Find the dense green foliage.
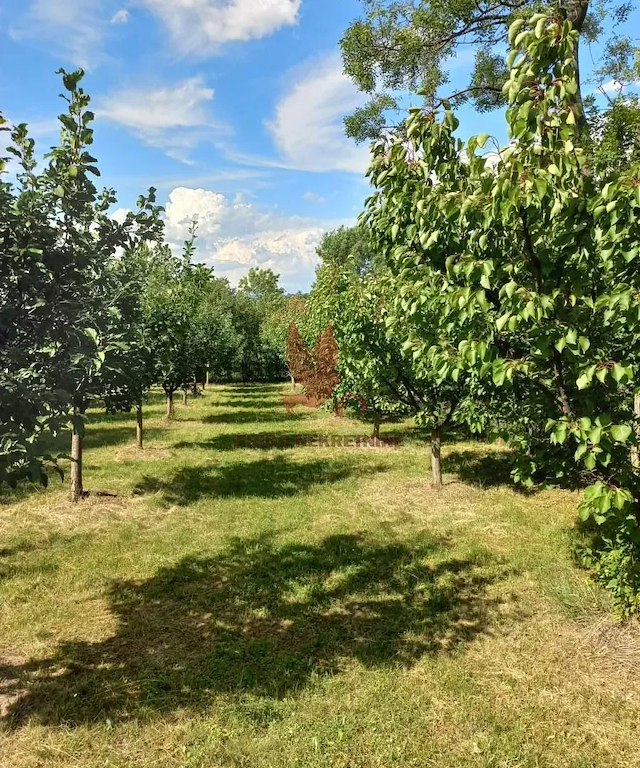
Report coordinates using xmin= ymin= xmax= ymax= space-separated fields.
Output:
xmin=352 ymin=12 xmax=640 ymax=612
xmin=341 ymin=0 xmax=635 ymax=141
xmin=0 ymin=71 xmax=154 ymax=490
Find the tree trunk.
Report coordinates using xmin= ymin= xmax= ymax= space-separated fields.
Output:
xmin=136 ymin=400 xmax=143 ymax=450
xmin=70 ymin=423 xmax=83 ymax=502
xmin=632 ymin=392 xmax=640 ymax=470
xmin=372 ymin=415 xmax=381 ymax=440
xmin=183 ymin=388 xmax=188 ymax=406
xmin=565 ymin=1 xmax=589 ymax=128
xmin=166 ymin=391 xmax=174 ymax=420
xmin=290 ymin=373 xmax=296 ymax=390
xmin=431 ymin=428 xmax=443 ymax=488
xmin=205 ymin=368 xmax=210 ymax=388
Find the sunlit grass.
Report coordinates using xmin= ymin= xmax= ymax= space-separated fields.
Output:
xmin=1 ymin=384 xmax=639 ymax=767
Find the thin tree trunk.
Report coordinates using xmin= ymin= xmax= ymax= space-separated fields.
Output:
xmin=565 ymin=0 xmax=589 ymax=129
xmin=205 ymin=368 xmax=210 ymax=388
xmin=166 ymin=391 xmax=174 ymax=420
xmin=431 ymin=428 xmax=443 ymax=488
xmin=632 ymin=392 xmax=640 ymax=470
xmin=290 ymin=373 xmax=296 ymax=390
xmin=183 ymin=388 xmax=188 ymax=406
xmin=552 ymin=350 xmax=573 ymax=418
xmin=372 ymin=415 xmax=381 ymax=440
xmin=136 ymin=400 xmax=143 ymax=449
xmin=70 ymin=421 xmax=83 ymax=502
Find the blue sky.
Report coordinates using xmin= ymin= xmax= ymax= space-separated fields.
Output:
xmin=1 ymin=1 xmax=638 ymax=291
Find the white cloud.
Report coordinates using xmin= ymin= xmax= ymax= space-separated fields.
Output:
xmin=11 ymin=0 xmax=104 ymax=68
xmin=601 ymin=79 xmax=624 ymax=95
xmin=141 ymin=0 xmax=300 ymax=55
xmin=163 ymin=186 xmax=341 ymax=291
xmin=12 ymin=0 xmax=298 ymax=65
xmin=597 ymin=79 xmax=640 ymax=96
xmin=99 ymin=77 xmax=227 ymax=162
xmin=265 ymin=54 xmax=371 ymax=174
xmin=111 ymin=8 xmax=130 ymax=24
xmin=303 ymin=192 xmax=326 ymax=204
xmin=110 ymin=207 xmax=130 ymax=224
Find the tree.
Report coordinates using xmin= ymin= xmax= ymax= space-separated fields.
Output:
xmin=194 ymin=275 xmax=240 ymax=387
xmin=586 ymin=95 xmax=640 ymax=177
xmin=109 ymin=223 xmax=163 ymax=450
xmin=306 ymin=226 xmax=379 ymax=340
xmin=286 ymin=322 xmax=313 ymax=388
xmin=304 ymin=325 xmax=342 ymax=407
xmin=142 ymin=243 xmax=196 ymax=419
xmin=238 ymin=267 xmax=285 ymax=307
xmin=364 ymin=12 xmax=640 ymax=609
xmin=0 ymin=70 xmax=151 ymax=499
xmin=341 ymin=0 xmax=635 ymax=141
xmin=261 ymin=295 xmax=309 ymax=388
xmin=234 ymin=268 xmax=288 ymax=382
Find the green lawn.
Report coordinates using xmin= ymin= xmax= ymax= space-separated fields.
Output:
xmin=1 ymin=385 xmax=639 ymax=767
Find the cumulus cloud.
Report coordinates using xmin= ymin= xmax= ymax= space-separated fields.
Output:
xmin=163 ymin=186 xmax=335 ymax=291
xmin=99 ymin=77 xmax=227 ymax=162
xmin=111 ymin=8 xmax=130 ymax=24
xmin=265 ymin=54 xmax=371 ymax=174
xmin=141 ymin=0 xmax=300 ymax=55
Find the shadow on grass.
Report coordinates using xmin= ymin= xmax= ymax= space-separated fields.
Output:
xmin=203 ymin=410 xmax=307 ymax=425
xmin=173 ymin=432 xmax=304 ymax=451
xmin=445 ymin=448 xmax=521 ymax=489
xmin=132 ymin=455 xmax=386 ymax=504
xmin=217 ymin=396 xmax=288 ymax=410
xmin=2 ymin=532 xmax=511 ymax=727
xmin=173 ymin=432 xmax=404 ymax=452
xmin=220 ymin=384 xmax=284 ymax=392
xmin=84 ymin=425 xmax=169 ymax=450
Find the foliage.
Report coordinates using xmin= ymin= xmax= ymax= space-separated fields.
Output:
xmin=305 ymin=225 xmax=379 ymax=341
xmin=304 ymin=325 xmax=341 ymax=405
xmin=340 ymin=0 xmax=635 ymax=141
xmin=576 ymin=514 xmax=640 ymax=616
xmin=104 ymin=199 xmax=166 ymax=417
xmin=234 ymin=267 xmax=289 ymax=381
xmin=263 ymin=295 xmax=307 ymax=377
xmin=286 ymin=323 xmax=313 ymax=385
xmin=141 ymin=244 xmax=196 ymax=410
xmin=364 ymin=12 xmax=640 ymax=609
xmin=0 ymin=70 xmax=152 ymax=486
xmin=587 ymin=95 xmax=640 ymax=177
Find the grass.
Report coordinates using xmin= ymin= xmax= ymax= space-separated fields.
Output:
xmin=1 ymin=384 xmax=639 ymax=767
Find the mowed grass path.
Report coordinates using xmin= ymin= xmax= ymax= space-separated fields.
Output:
xmin=1 ymin=385 xmax=639 ymax=767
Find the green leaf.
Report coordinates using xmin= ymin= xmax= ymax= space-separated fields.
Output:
xmin=610 ymin=424 xmax=632 ymax=443
xmin=576 ymin=374 xmax=590 ymax=390
xmin=612 ymin=363 xmax=626 ymax=383
xmin=534 ymin=178 xmax=547 ymax=198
